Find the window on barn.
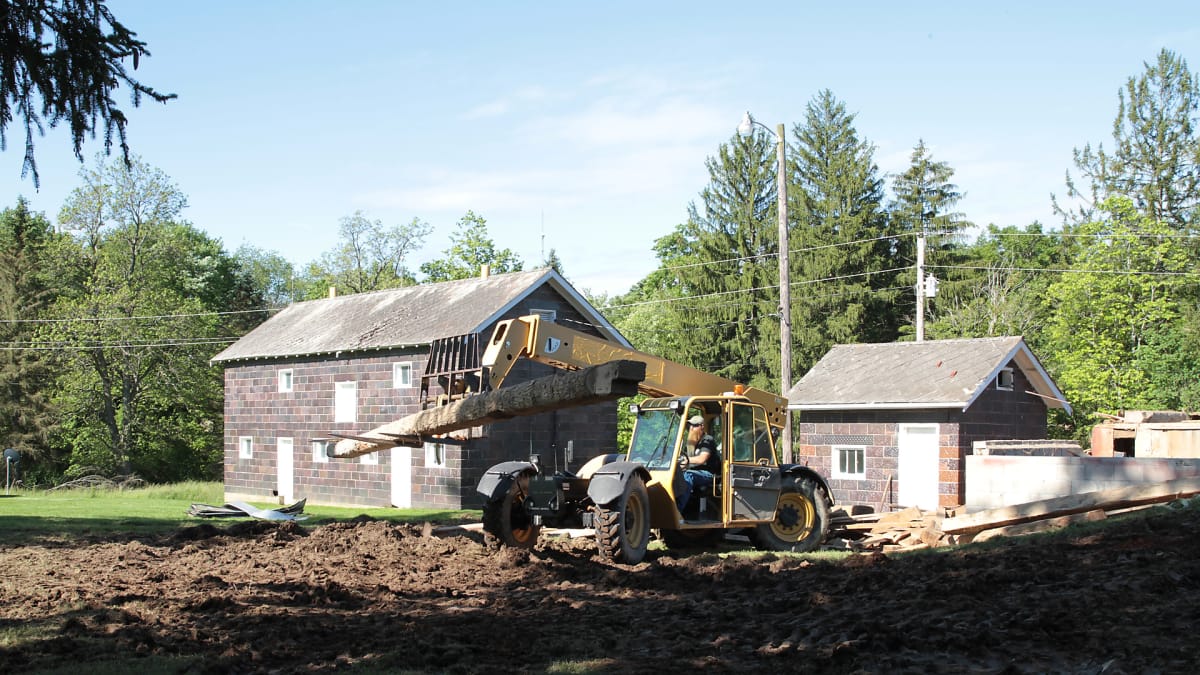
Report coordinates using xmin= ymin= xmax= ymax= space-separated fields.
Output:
xmin=239 ymin=436 xmax=253 ymax=459
xmin=393 ymin=362 xmax=413 ymax=388
xmin=425 ymin=441 xmax=447 ymax=468
xmin=335 ymin=381 xmax=357 ymax=423
xmin=278 ymin=369 xmax=293 ymax=393
xmin=312 ymin=440 xmax=331 ymax=464
xmin=996 ymin=368 xmax=1014 ymax=391
xmin=832 ymin=446 xmax=866 ymax=479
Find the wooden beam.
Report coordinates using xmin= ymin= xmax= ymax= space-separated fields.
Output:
xmin=330 ymin=359 xmax=647 ymax=459
xmin=940 ymin=476 xmax=1200 ymax=535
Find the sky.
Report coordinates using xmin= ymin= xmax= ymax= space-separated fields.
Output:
xmin=3 ymin=1 xmax=1199 ymax=298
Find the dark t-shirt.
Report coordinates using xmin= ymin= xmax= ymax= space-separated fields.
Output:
xmin=692 ymin=435 xmax=721 ymax=474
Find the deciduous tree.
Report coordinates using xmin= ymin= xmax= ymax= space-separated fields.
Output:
xmin=420 ymin=211 xmax=522 ymax=283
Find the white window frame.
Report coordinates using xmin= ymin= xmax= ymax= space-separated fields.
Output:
xmin=996 ymin=368 xmax=1014 ymax=391
xmin=278 ymin=369 xmax=293 ymax=393
xmin=312 ymin=440 xmax=331 ymax=464
xmin=425 ymin=441 xmax=447 ymax=468
xmin=334 ymin=381 xmax=357 ymax=423
xmin=831 ymin=445 xmax=866 ymax=479
xmin=393 ymin=362 xmax=413 ymax=389
xmin=360 ymin=451 xmax=378 ymax=466
xmin=239 ymin=436 xmax=254 ymax=459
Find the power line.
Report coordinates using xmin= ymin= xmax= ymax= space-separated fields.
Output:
xmin=931 ymin=264 xmax=1199 ymax=277
xmin=0 ymin=307 xmax=282 ymax=325
xmin=0 ymin=337 xmax=239 ymax=352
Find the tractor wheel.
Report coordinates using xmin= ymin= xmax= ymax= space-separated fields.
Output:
xmin=594 ymin=474 xmax=651 ymax=564
xmin=660 ymin=527 xmax=722 ymax=551
xmin=482 ymin=477 xmax=540 ymax=549
xmin=750 ymin=477 xmax=829 ymax=553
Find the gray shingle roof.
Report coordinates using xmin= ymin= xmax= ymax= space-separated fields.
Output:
xmin=212 ymin=268 xmax=626 ymax=363
xmin=786 ymin=336 xmax=1070 ymax=414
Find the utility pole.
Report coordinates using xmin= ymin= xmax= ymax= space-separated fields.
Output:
xmin=915 ymin=229 xmax=926 ymax=342
xmin=774 ymin=122 xmax=792 ymax=463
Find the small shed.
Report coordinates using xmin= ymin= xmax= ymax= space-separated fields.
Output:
xmin=211 ymin=268 xmax=628 ymax=509
xmin=787 ymin=337 xmax=1070 ymax=511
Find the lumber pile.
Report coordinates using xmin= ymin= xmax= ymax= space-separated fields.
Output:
xmin=330 ymin=359 xmax=646 ymax=458
xmin=825 ymin=476 xmax=1200 ymax=553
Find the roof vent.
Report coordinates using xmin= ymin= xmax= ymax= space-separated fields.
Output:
xmin=480 ymin=264 xmax=491 ymax=278
xmin=329 ymin=286 xmax=337 ymax=299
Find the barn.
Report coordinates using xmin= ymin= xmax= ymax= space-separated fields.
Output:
xmin=787 ymin=337 xmax=1071 ymax=511
xmin=211 ymin=268 xmax=628 ymax=509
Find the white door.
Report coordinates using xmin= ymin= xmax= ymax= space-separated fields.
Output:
xmin=898 ymin=424 xmax=940 ymax=510
xmin=391 ymin=447 xmax=412 ymax=508
xmin=277 ymin=437 xmax=294 ymax=502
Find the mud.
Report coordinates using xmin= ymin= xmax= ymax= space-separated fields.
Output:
xmin=1 ymin=505 xmax=1198 ymax=673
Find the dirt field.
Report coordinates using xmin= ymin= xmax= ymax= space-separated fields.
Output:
xmin=1 ymin=503 xmax=1198 ymax=674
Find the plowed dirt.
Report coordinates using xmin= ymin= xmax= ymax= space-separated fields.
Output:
xmin=1 ymin=505 xmax=1198 ymax=674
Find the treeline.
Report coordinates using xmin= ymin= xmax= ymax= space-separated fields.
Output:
xmin=604 ymin=49 xmax=1200 ymax=441
xmin=2 ymin=163 xmax=534 ymax=484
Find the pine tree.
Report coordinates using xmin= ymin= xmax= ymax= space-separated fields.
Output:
xmin=1058 ymin=49 xmax=1200 ymax=234
xmin=790 ymin=90 xmax=897 ymax=369
xmin=1 ymin=0 xmax=175 ymax=187
xmin=0 ymin=198 xmax=57 ymax=458
xmin=661 ymin=130 xmax=780 ymax=389
xmin=891 ymin=139 xmax=970 ymax=338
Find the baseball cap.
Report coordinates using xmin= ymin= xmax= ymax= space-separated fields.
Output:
xmin=687 ymin=415 xmax=704 ymax=427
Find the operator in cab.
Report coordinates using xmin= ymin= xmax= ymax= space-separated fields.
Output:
xmin=678 ymin=415 xmax=721 ymax=514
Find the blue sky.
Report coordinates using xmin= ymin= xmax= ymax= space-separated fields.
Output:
xmin=4 ymin=1 xmax=1198 ymax=297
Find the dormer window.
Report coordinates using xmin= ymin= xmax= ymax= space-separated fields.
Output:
xmin=997 ymin=368 xmax=1014 ymax=391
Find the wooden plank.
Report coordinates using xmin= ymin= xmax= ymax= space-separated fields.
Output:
xmin=972 ymin=509 xmax=1107 ymax=543
xmin=330 ymin=359 xmax=646 ymax=458
xmin=940 ymin=477 xmax=1200 ymax=535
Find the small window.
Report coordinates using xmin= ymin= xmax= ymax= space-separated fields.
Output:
xmin=312 ymin=440 xmax=331 ymax=464
xmin=532 ymin=308 xmax=557 ymax=323
xmin=278 ymin=369 xmax=293 ymax=393
xmin=360 ymin=452 xmax=378 ymax=466
xmin=239 ymin=436 xmax=253 ymax=459
xmin=334 ymin=381 xmax=357 ymax=423
xmin=832 ymin=446 xmax=866 ymax=479
xmin=997 ymin=368 xmax=1014 ymax=391
xmin=393 ymin=362 xmax=413 ymax=388
xmin=425 ymin=441 xmax=446 ymax=468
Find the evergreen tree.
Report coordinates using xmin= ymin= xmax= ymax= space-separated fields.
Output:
xmin=0 ymin=198 xmax=57 ymax=458
xmin=420 ymin=211 xmax=523 ymax=283
xmin=1 ymin=0 xmax=176 ymax=187
xmin=790 ymin=90 xmax=897 ymax=369
xmin=890 ymin=139 xmax=971 ymax=339
xmin=1057 ymin=49 xmax=1200 ymax=234
xmin=661 ymin=129 xmax=779 ymax=389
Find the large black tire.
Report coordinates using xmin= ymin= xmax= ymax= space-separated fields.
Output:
xmin=482 ymin=478 xmax=540 ymax=549
xmin=594 ymin=474 xmax=651 ymax=564
xmin=750 ymin=477 xmax=830 ymax=553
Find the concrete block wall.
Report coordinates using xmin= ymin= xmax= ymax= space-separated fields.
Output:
xmin=964 ymin=455 xmax=1200 ymax=510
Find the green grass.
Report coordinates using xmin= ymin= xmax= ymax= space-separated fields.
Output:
xmin=0 ymin=481 xmax=479 ymax=546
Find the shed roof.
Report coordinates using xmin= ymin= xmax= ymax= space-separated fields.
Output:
xmin=211 ymin=268 xmax=627 ymax=363
xmin=786 ymin=336 xmax=1071 ymax=415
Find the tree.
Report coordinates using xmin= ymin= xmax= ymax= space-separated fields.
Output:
xmin=543 ymin=247 xmax=564 ymax=275
xmin=890 ymin=139 xmax=970 ymax=339
xmin=305 ymin=211 xmax=430 ymax=297
xmin=655 ymin=130 xmax=779 ymax=389
xmin=1 ymin=0 xmax=175 ymax=187
xmin=46 ymin=157 xmax=242 ymax=480
xmin=234 ymin=244 xmax=300 ymax=307
xmin=790 ymin=90 xmax=898 ymax=369
xmin=0 ymin=197 xmax=58 ymax=458
xmin=1041 ymin=197 xmax=1192 ymax=438
xmin=926 ymin=223 xmax=1064 ymax=341
xmin=420 ymin=211 xmax=523 ymax=283
xmin=1057 ymin=49 xmax=1199 ymax=234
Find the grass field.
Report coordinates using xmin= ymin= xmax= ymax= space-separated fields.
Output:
xmin=0 ymin=482 xmax=479 ymax=546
